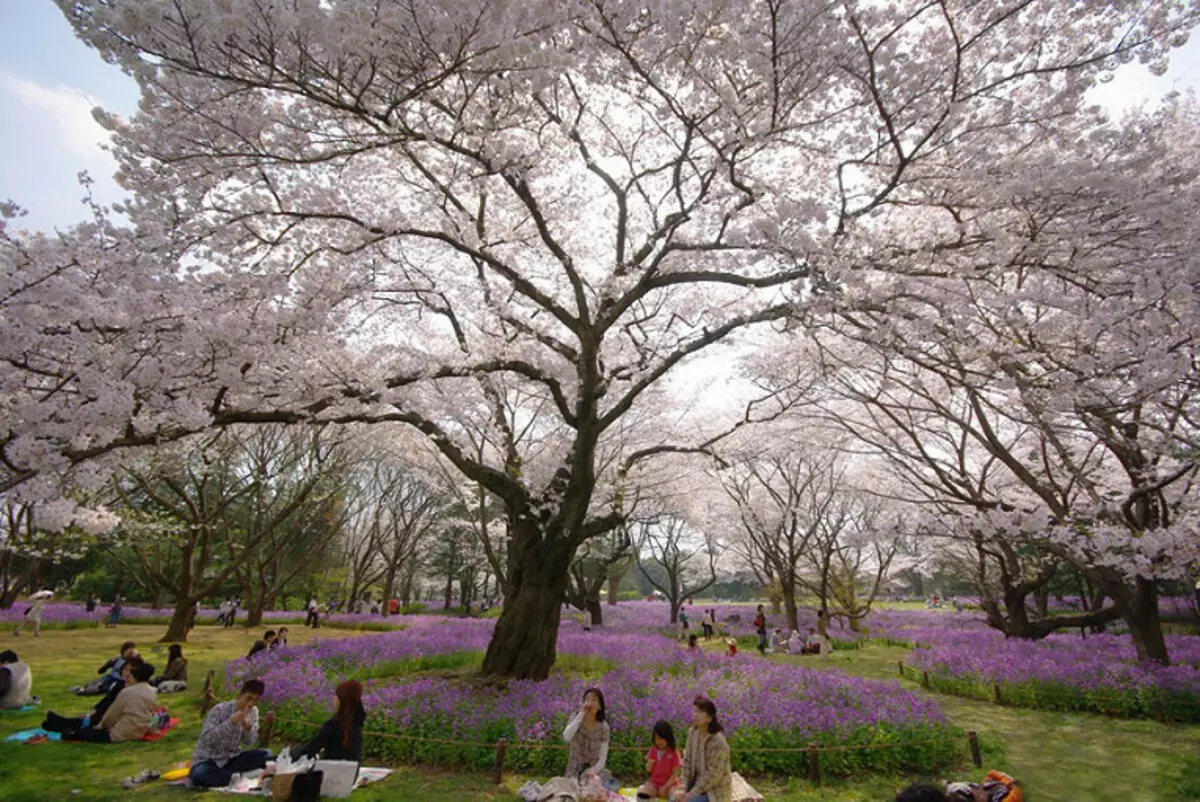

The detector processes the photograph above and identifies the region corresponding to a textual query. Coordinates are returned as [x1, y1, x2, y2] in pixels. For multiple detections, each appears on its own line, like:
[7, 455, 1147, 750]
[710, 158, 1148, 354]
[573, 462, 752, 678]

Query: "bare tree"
[565, 527, 633, 626]
[719, 455, 830, 632]
[633, 516, 719, 624]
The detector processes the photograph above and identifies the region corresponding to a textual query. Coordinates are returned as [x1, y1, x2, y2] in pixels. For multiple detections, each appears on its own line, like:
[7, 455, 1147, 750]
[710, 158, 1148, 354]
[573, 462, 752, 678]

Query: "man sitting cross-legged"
[189, 680, 271, 787]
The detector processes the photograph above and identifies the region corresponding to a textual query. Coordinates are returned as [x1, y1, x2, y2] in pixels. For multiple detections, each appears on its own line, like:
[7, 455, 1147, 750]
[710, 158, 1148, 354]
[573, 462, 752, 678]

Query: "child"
[637, 720, 681, 800]
[726, 638, 738, 657]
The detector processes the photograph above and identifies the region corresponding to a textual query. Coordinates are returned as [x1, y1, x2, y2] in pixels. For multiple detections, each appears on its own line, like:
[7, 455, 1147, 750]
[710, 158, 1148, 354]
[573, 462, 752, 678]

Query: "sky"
[2, 2, 1200, 233]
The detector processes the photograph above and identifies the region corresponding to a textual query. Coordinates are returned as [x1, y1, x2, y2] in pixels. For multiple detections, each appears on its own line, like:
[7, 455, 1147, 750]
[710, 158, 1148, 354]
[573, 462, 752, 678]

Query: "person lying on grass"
[44, 656, 145, 732]
[189, 679, 271, 788]
[75, 640, 137, 695]
[62, 661, 157, 743]
[0, 649, 33, 708]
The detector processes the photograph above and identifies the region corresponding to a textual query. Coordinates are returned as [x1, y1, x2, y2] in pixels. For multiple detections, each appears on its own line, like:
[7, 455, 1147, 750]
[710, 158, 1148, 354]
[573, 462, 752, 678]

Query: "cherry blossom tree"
[1, 1, 1196, 678]
[757, 99, 1200, 661]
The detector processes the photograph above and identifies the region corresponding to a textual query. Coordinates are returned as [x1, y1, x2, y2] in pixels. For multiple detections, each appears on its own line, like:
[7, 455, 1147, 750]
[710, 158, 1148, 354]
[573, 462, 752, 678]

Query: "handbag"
[289, 770, 323, 802]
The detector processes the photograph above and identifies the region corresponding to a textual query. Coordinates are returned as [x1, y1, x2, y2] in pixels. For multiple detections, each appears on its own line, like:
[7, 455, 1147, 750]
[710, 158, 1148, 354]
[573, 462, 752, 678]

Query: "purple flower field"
[231, 614, 961, 777]
[903, 628, 1200, 717]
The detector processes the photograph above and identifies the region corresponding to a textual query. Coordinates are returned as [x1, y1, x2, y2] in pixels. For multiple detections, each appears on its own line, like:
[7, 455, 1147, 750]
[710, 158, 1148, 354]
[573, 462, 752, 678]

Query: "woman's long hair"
[335, 680, 363, 748]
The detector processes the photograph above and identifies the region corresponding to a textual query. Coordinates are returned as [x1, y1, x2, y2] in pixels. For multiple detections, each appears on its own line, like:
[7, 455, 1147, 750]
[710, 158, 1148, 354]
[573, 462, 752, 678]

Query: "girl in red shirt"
[637, 720, 682, 800]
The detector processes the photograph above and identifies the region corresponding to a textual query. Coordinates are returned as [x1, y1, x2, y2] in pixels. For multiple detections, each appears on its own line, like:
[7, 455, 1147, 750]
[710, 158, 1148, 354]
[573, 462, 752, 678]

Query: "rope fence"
[258, 713, 980, 786]
[897, 661, 1200, 722]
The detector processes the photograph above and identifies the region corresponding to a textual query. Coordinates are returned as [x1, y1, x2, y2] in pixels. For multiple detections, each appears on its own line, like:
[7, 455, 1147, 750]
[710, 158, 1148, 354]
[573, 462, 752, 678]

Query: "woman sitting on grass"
[151, 644, 188, 692]
[291, 679, 366, 762]
[45, 656, 145, 732]
[62, 661, 157, 743]
[0, 650, 33, 708]
[672, 696, 731, 802]
[563, 687, 611, 782]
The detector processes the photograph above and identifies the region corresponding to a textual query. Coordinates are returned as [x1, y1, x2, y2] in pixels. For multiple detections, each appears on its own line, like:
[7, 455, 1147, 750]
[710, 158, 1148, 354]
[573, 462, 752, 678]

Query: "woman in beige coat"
[671, 696, 732, 802]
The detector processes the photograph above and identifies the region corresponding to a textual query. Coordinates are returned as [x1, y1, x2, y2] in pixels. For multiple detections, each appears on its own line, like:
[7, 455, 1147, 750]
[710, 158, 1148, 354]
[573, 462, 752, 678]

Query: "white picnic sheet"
[605, 772, 765, 801]
[167, 766, 393, 795]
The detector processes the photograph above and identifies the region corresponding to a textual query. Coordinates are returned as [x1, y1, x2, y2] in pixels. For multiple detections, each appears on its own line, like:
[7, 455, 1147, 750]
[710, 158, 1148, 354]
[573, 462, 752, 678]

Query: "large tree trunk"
[246, 598, 266, 627]
[160, 600, 193, 642]
[781, 580, 799, 632]
[381, 568, 397, 617]
[1032, 587, 1050, 620]
[1124, 577, 1169, 664]
[480, 541, 573, 680]
[607, 571, 621, 606]
[400, 569, 413, 608]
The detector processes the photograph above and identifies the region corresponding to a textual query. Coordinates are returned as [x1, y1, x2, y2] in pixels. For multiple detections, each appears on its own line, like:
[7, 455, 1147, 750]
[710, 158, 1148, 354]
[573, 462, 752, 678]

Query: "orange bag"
[984, 770, 1023, 802]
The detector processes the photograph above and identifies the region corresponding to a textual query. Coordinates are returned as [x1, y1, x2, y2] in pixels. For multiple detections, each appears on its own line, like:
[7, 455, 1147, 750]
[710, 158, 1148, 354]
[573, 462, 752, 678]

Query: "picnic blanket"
[4, 728, 61, 743]
[0, 703, 40, 713]
[143, 716, 181, 741]
[3, 717, 178, 744]
[167, 766, 394, 795]
[531, 774, 763, 802]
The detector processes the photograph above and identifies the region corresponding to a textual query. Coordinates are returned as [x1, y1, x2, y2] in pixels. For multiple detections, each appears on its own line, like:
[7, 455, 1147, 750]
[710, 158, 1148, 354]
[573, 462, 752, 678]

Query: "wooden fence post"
[201, 689, 216, 718]
[200, 670, 217, 718]
[897, 660, 904, 677]
[922, 671, 930, 690]
[262, 712, 276, 748]
[967, 731, 982, 768]
[493, 737, 508, 784]
[993, 684, 1003, 705]
[807, 743, 820, 785]
[1153, 698, 1166, 724]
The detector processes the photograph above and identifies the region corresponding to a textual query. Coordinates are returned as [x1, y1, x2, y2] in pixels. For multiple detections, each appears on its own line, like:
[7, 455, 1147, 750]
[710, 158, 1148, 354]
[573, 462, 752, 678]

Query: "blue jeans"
[189, 749, 271, 787]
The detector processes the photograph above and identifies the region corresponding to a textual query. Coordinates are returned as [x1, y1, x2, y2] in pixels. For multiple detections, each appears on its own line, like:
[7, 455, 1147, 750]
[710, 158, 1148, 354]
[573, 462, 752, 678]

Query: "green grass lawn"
[1, 624, 1198, 800]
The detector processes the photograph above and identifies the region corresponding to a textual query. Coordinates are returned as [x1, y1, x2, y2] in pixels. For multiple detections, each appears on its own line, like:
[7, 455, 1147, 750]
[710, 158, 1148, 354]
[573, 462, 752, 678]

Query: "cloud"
[0, 71, 113, 160]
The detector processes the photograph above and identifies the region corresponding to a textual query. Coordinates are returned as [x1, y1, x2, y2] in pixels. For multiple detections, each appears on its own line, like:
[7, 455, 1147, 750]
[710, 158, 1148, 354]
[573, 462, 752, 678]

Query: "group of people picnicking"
[187, 677, 366, 787]
[0, 647, 1029, 801]
[2, 600, 1024, 801]
[33, 640, 190, 742]
[2, 635, 363, 790]
[678, 604, 831, 659]
[522, 688, 732, 802]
